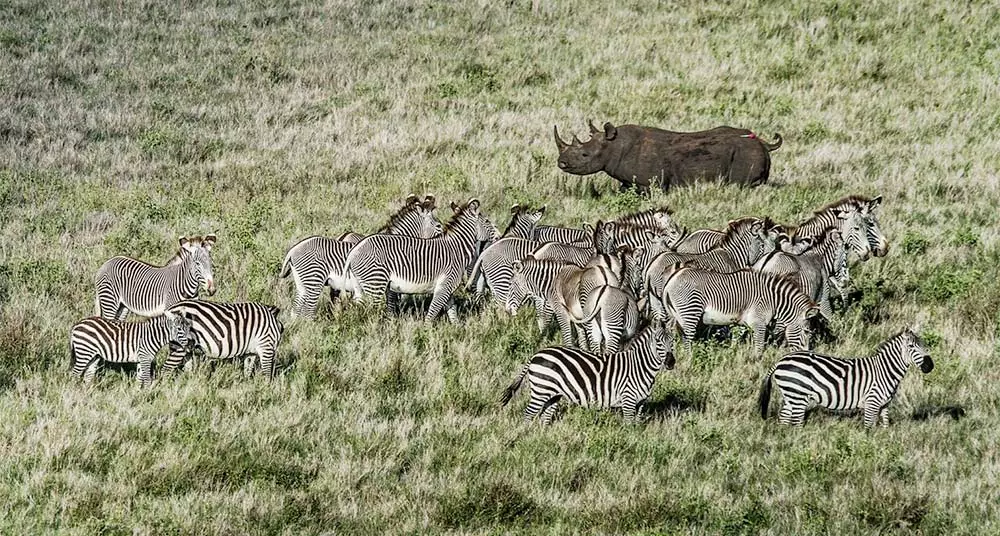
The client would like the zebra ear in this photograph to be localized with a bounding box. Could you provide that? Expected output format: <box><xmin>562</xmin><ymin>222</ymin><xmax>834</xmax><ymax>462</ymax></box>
<box><xmin>450</xmin><ymin>201</ymin><xmax>460</xmax><ymax>212</ymax></box>
<box><xmin>422</xmin><ymin>195</ymin><xmax>436</xmax><ymax>210</ymax></box>
<box><xmin>178</xmin><ymin>236</ymin><xmax>192</xmax><ymax>250</ymax></box>
<box><xmin>869</xmin><ymin>195</ymin><xmax>883</xmax><ymax>212</ymax></box>
<box><xmin>537</xmin><ymin>205</ymin><xmax>547</xmax><ymax>216</ymax></box>
<box><xmin>467</xmin><ymin>199</ymin><xmax>481</xmax><ymax>212</ymax></box>
<box><xmin>203</xmin><ymin>234</ymin><xmax>217</xmax><ymax>250</ymax></box>
<box><xmin>582</xmin><ymin>223</ymin><xmax>594</xmax><ymax>235</ymax></box>
<box><xmin>511</xmin><ymin>260</ymin><xmax>523</xmax><ymax>273</ymax></box>
<box><xmin>405</xmin><ymin>194</ymin><xmax>419</xmax><ymax>205</ymax></box>
<box><xmin>510</xmin><ymin>203</ymin><xmax>521</xmax><ymax>214</ymax></box>
<box><xmin>805</xmin><ymin>305</ymin><xmax>821</xmax><ymax>319</ymax></box>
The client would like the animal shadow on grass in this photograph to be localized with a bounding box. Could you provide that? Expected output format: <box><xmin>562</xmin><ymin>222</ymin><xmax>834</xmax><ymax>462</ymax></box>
<box><xmin>910</xmin><ymin>404</ymin><xmax>966</xmax><ymax>422</ymax></box>
<box><xmin>643</xmin><ymin>389</ymin><xmax>707</xmax><ymax>421</ymax></box>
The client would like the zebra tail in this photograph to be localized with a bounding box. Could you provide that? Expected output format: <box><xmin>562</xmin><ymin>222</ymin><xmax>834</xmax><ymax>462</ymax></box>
<box><xmin>68</xmin><ymin>337</ymin><xmax>75</xmax><ymax>372</ymax></box>
<box><xmin>465</xmin><ymin>255</ymin><xmax>486</xmax><ymax>293</ymax></box>
<box><xmin>279</xmin><ymin>250</ymin><xmax>294</xmax><ymax>279</ymax></box>
<box><xmin>500</xmin><ymin>364</ymin><xmax>529</xmax><ymax>406</ymax></box>
<box><xmin>758</xmin><ymin>370</ymin><xmax>773</xmax><ymax>420</ymax></box>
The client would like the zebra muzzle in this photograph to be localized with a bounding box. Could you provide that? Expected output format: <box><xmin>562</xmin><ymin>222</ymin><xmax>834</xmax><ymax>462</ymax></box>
<box><xmin>920</xmin><ymin>356</ymin><xmax>934</xmax><ymax>373</ymax></box>
<box><xmin>663</xmin><ymin>352</ymin><xmax>676</xmax><ymax>370</ymax></box>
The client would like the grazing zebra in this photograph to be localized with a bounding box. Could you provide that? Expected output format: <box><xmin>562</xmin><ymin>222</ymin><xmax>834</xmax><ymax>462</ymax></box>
<box><xmin>499</xmin><ymin>204</ymin><xmax>547</xmax><ymax>239</ymax></box>
<box><xmin>500</xmin><ymin>324</ymin><xmax>675</xmax><ymax>424</ymax></box>
<box><xmin>94</xmin><ymin>235</ymin><xmax>217</xmax><ymax>321</ymax></box>
<box><xmin>69</xmin><ymin>312</ymin><xmax>192</xmax><ymax>386</ymax></box>
<box><xmin>506</xmin><ymin>256</ymin><xmax>620</xmax><ymax>346</ymax></box>
<box><xmin>759</xmin><ymin>329</ymin><xmax>934</xmax><ymax>427</ymax></box>
<box><xmin>164</xmin><ymin>300</ymin><xmax>285</xmax><ymax>379</ymax></box>
<box><xmin>343</xmin><ymin>199</ymin><xmax>496</xmax><ymax>323</ymax></box>
<box><xmin>280</xmin><ymin>195</ymin><xmax>442</xmax><ymax>318</ymax></box>
<box><xmin>754</xmin><ymin>227</ymin><xmax>850</xmax><ymax>319</ymax></box>
<box><xmin>787</xmin><ymin>195</ymin><xmax>888</xmax><ymax>261</ymax></box>
<box><xmin>649</xmin><ymin>265</ymin><xmax>819</xmax><ymax>355</ymax></box>
<box><xmin>570</xmin><ymin>284</ymin><xmax>640</xmax><ymax>354</ymax></box>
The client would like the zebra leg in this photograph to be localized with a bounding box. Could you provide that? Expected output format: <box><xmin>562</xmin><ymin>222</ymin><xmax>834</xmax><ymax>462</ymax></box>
<box><xmin>752</xmin><ymin>323</ymin><xmax>768</xmax><ymax>355</ymax></box>
<box><xmin>539</xmin><ymin>397</ymin><xmax>562</xmax><ymax>425</ymax></box>
<box><xmin>879</xmin><ymin>406</ymin><xmax>890</xmax><ymax>428</ymax></box>
<box><xmin>622</xmin><ymin>398</ymin><xmax>640</xmax><ymax>423</ymax></box>
<box><xmin>555</xmin><ymin>309</ymin><xmax>575</xmax><ymax>347</ymax></box>
<box><xmin>162</xmin><ymin>342</ymin><xmax>188</xmax><ymax>375</ymax></box>
<box><xmin>259</xmin><ymin>346</ymin><xmax>277</xmax><ymax>380</ymax></box>
<box><xmin>295</xmin><ymin>277</ymin><xmax>325</xmax><ymax>319</ymax></box>
<box><xmin>778</xmin><ymin>400</ymin><xmax>806</xmax><ymax>426</ymax></box>
<box><xmin>445</xmin><ymin>299</ymin><xmax>460</xmax><ymax>324</ymax></box>
<box><xmin>244</xmin><ymin>354</ymin><xmax>258</xmax><ymax>378</ymax></box>
<box><xmin>819</xmin><ymin>282</ymin><xmax>834</xmax><ymax>320</ymax></box>
<box><xmin>137</xmin><ymin>352</ymin><xmax>154</xmax><ymax>387</ymax></box>
<box><xmin>82</xmin><ymin>358</ymin><xmax>101</xmax><ymax>383</ymax></box>
<box><xmin>863</xmin><ymin>399</ymin><xmax>881</xmax><ymax>428</ymax></box>
<box><xmin>523</xmin><ymin>392</ymin><xmax>550</xmax><ymax>421</ymax></box>
<box><xmin>385</xmin><ymin>288</ymin><xmax>401</xmax><ymax>317</ymax></box>
<box><xmin>425</xmin><ymin>280</ymin><xmax>459</xmax><ymax>323</ymax></box>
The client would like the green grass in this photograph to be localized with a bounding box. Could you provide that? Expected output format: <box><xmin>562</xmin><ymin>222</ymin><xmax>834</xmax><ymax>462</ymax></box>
<box><xmin>2</xmin><ymin>0</ymin><xmax>999</xmax><ymax>533</ymax></box>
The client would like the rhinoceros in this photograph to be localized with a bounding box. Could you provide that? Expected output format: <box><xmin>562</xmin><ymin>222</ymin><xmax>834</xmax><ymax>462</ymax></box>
<box><xmin>553</xmin><ymin>120</ymin><xmax>781</xmax><ymax>193</ymax></box>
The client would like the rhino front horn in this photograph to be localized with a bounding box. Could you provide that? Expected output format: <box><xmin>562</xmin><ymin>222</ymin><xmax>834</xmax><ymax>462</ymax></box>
<box><xmin>553</xmin><ymin>125</ymin><xmax>569</xmax><ymax>151</ymax></box>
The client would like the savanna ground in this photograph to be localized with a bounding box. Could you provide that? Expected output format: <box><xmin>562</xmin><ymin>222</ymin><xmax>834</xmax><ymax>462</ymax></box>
<box><xmin>2</xmin><ymin>0</ymin><xmax>999</xmax><ymax>533</ymax></box>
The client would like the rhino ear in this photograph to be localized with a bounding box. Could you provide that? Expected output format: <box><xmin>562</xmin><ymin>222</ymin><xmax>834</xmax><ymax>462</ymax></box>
<box><xmin>603</xmin><ymin>122</ymin><xmax>617</xmax><ymax>141</ymax></box>
<box><xmin>588</xmin><ymin>119</ymin><xmax>599</xmax><ymax>135</ymax></box>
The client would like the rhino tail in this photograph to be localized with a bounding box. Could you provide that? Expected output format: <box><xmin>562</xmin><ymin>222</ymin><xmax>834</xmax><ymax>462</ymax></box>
<box><xmin>760</xmin><ymin>133</ymin><xmax>782</xmax><ymax>152</ymax></box>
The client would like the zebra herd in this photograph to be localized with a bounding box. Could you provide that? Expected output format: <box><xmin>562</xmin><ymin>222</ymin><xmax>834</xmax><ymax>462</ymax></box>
<box><xmin>67</xmin><ymin>193</ymin><xmax>934</xmax><ymax>428</ymax></box>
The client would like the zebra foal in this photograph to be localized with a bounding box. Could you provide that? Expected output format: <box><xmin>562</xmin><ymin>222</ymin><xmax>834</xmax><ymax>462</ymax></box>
<box><xmin>759</xmin><ymin>328</ymin><xmax>934</xmax><ymax>427</ymax></box>
<box><xmin>500</xmin><ymin>324</ymin><xmax>675</xmax><ymax>424</ymax></box>
<box><xmin>69</xmin><ymin>312</ymin><xmax>192</xmax><ymax>386</ymax></box>
<box><xmin>94</xmin><ymin>235</ymin><xmax>217</xmax><ymax>320</ymax></box>
<box><xmin>164</xmin><ymin>300</ymin><xmax>285</xmax><ymax>379</ymax></box>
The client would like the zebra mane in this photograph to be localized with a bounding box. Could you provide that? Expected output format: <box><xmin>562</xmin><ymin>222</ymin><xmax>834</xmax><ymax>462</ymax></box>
<box><xmin>870</xmin><ymin>330</ymin><xmax>911</xmax><ymax>357</ymax></box>
<box><xmin>799</xmin><ymin>195</ymin><xmax>874</xmax><ymax>225</ymax></box>
<box><xmin>500</xmin><ymin>205</ymin><xmax>533</xmax><ymax>237</ymax></box>
<box><xmin>440</xmin><ymin>200</ymin><xmax>479</xmax><ymax>235</ymax></box>
<box><xmin>613</xmin><ymin>206</ymin><xmax>673</xmax><ymax>224</ymax></box>
<box><xmin>378</xmin><ymin>198</ymin><xmax>426</xmax><ymax>233</ymax></box>
<box><xmin>716</xmin><ymin>217</ymin><xmax>772</xmax><ymax>247</ymax></box>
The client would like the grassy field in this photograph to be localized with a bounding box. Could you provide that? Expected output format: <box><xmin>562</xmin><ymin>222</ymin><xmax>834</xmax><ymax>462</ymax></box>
<box><xmin>2</xmin><ymin>0</ymin><xmax>1000</xmax><ymax>533</ymax></box>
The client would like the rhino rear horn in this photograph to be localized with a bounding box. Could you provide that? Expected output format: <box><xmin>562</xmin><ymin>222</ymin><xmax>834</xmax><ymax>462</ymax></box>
<box><xmin>553</xmin><ymin>125</ymin><xmax>568</xmax><ymax>151</ymax></box>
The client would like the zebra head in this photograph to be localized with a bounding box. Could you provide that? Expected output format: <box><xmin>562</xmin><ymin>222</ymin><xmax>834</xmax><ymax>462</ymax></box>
<box><xmin>903</xmin><ymin>329</ymin><xmax>934</xmax><ymax>373</ymax></box>
<box><xmin>505</xmin><ymin>259</ymin><xmax>531</xmax><ymax>315</ymax></box>
<box><xmin>782</xmin><ymin>298</ymin><xmax>820</xmax><ymax>351</ymax></box>
<box><xmin>861</xmin><ymin>195</ymin><xmax>888</xmax><ymax>258</ymax></box>
<box><xmin>620</xmin><ymin>245</ymin><xmax>645</xmax><ymax>299</ymax></box>
<box><xmin>836</xmin><ymin>197</ymin><xmax>887</xmax><ymax>261</ymax></box>
<box><xmin>179</xmin><ymin>235</ymin><xmax>216</xmax><ymax>296</ymax></box>
<box><xmin>501</xmin><ymin>204</ymin><xmax>546</xmax><ymax>239</ymax></box>
<box><xmin>593</xmin><ymin>220</ymin><xmax>617</xmax><ymax>254</ymax></box>
<box><xmin>652</xmin><ymin>323</ymin><xmax>675</xmax><ymax>371</ymax></box>
<box><xmin>162</xmin><ymin>310</ymin><xmax>193</xmax><ymax>349</ymax></box>
<box><xmin>418</xmin><ymin>195</ymin><xmax>443</xmax><ymax>238</ymax></box>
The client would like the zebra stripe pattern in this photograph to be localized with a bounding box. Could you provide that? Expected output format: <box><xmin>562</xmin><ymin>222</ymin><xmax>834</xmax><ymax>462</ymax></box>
<box><xmin>500</xmin><ymin>324</ymin><xmax>674</xmax><ymax>424</ymax></box>
<box><xmin>790</xmin><ymin>195</ymin><xmax>887</xmax><ymax>261</ymax></box>
<box><xmin>499</xmin><ymin>204</ymin><xmax>546</xmax><ymax>239</ymax></box>
<box><xmin>759</xmin><ymin>329</ymin><xmax>933</xmax><ymax>427</ymax></box>
<box><xmin>69</xmin><ymin>313</ymin><xmax>192</xmax><ymax>386</ymax></box>
<box><xmin>164</xmin><ymin>300</ymin><xmax>284</xmax><ymax>379</ymax></box>
<box><xmin>94</xmin><ymin>235</ymin><xmax>217</xmax><ymax>320</ymax></box>
<box><xmin>280</xmin><ymin>195</ymin><xmax>443</xmax><ymax>318</ymax></box>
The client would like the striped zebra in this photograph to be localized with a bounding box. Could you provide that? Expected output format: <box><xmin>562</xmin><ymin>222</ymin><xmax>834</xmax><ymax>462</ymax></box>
<box><xmin>786</xmin><ymin>195</ymin><xmax>888</xmax><ymax>261</ymax></box>
<box><xmin>649</xmin><ymin>265</ymin><xmax>819</xmax><ymax>355</ymax></box>
<box><xmin>94</xmin><ymin>235</ymin><xmax>217</xmax><ymax>321</ymax></box>
<box><xmin>280</xmin><ymin>195</ymin><xmax>442</xmax><ymax>318</ymax></box>
<box><xmin>642</xmin><ymin>218</ymin><xmax>780</xmax><ymax>304</ymax></box>
<box><xmin>343</xmin><ymin>198</ymin><xmax>496</xmax><ymax>322</ymax></box>
<box><xmin>570</xmin><ymin>284</ymin><xmax>640</xmax><ymax>354</ymax></box>
<box><xmin>759</xmin><ymin>328</ymin><xmax>934</xmax><ymax>427</ymax></box>
<box><xmin>69</xmin><ymin>312</ymin><xmax>192</xmax><ymax>386</ymax></box>
<box><xmin>467</xmin><ymin>235</ymin><xmax>596</xmax><ymax>306</ymax></box>
<box><xmin>612</xmin><ymin>206</ymin><xmax>676</xmax><ymax>234</ymax></box>
<box><xmin>753</xmin><ymin>227</ymin><xmax>849</xmax><ymax>319</ymax></box>
<box><xmin>534</xmin><ymin>223</ymin><xmax>591</xmax><ymax>246</ymax></box>
<box><xmin>163</xmin><ymin>300</ymin><xmax>284</xmax><ymax>379</ymax></box>
<box><xmin>499</xmin><ymin>204</ymin><xmax>547</xmax><ymax>239</ymax></box>
<box><xmin>500</xmin><ymin>323</ymin><xmax>674</xmax><ymax>424</ymax></box>
<box><xmin>505</xmin><ymin>256</ymin><xmax>620</xmax><ymax>346</ymax></box>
